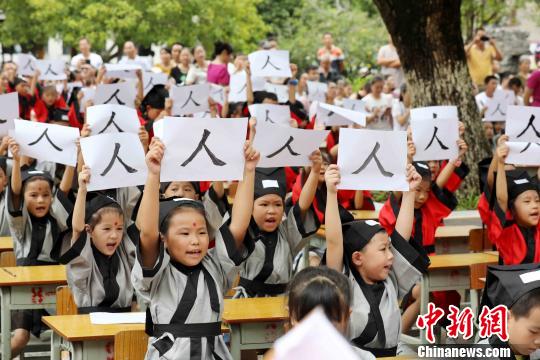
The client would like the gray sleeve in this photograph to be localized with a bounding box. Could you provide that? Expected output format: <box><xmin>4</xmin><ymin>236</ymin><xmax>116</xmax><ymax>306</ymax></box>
<box><xmin>0</xmin><ymin>196</ymin><xmax>11</xmax><ymax>236</ymax></box>
<box><xmin>388</xmin><ymin>231</ymin><xmax>429</xmax><ymax>299</ymax></box>
<box><xmin>59</xmin><ymin>232</ymin><xmax>94</xmax><ymax>293</ymax></box>
<box><xmin>283</xmin><ymin>203</ymin><xmax>321</xmax><ymax>255</ymax></box>
<box><xmin>124</xmin><ymin>222</ymin><xmax>139</xmax><ymax>269</ymax></box>
<box><xmin>5</xmin><ymin>186</ymin><xmax>26</xmax><ymax>247</ymax></box>
<box><xmin>50</xmin><ymin>190</ymin><xmax>73</xmax><ymax>232</ymax></box>
<box><xmin>131</xmin><ymin>238</ymin><xmax>170</xmax><ymax>302</ymax></box>
<box><xmin>118</xmin><ymin>186</ymin><xmax>142</xmax><ymax>223</ymax></box>
<box><xmin>210</xmin><ymin>220</ymin><xmax>255</xmax><ymax>292</ymax></box>
<box><xmin>202</xmin><ymin>186</ymin><xmax>230</xmax><ymax>235</ymax></box>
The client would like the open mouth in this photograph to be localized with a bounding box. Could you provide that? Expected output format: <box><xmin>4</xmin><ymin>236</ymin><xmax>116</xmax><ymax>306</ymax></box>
<box><xmin>106</xmin><ymin>242</ymin><xmax>117</xmax><ymax>251</ymax></box>
<box><xmin>186</xmin><ymin>249</ymin><xmax>202</xmax><ymax>256</ymax></box>
<box><xmin>264</xmin><ymin>218</ymin><xmax>277</xmax><ymax>226</ymax></box>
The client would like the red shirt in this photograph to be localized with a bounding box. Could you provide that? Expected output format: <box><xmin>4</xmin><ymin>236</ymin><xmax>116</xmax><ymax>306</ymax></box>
<box><xmin>33</xmin><ymin>96</ymin><xmax>67</xmax><ymax>123</ymax></box>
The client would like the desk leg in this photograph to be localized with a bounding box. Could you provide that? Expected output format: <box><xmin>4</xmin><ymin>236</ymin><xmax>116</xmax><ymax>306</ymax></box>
<box><xmin>420</xmin><ymin>274</ymin><xmax>430</xmax><ymax>343</ymax></box>
<box><xmin>1</xmin><ymin>287</ymin><xmax>11</xmax><ymax>360</ymax></box>
<box><xmin>50</xmin><ymin>329</ymin><xmax>60</xmax><ymax>360</ymax></box>
<box><xmin>470</xmin><ymin>289</ymin><xmax>479</xmax><ymax>316</ymax></box>
<box><xmin>229</xmin><ymin>324</ymin><xmax>241</xmax><ymax>360</ymax></box>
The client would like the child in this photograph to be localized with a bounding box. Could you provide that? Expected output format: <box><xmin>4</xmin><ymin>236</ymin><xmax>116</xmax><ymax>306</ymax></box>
<box><xmin>0</xmin><ymin>157</ymin><xmax>10</xmax><ymax>236</ymax></box>
<box><xmin>480</xmin><ymin>135</ymin><xmax>539</xmax><ymax>265</ymax></box>
<box><xmin>32</xmin><ymin>84</ymin><xmax>69</xmax><ymax>123</ymax></box>
<box><xmin>232</xmin><ymin>152</ymin><xmax>321</xmax><ymax>298</ymax></box>
<box><xmin>264</xmin><ymin>266</ymin><xmax>376</xmax><ymax>360</ymax></box>
<box><xmin>132</xmin><ymin>136</ymin><xmax>258</xmax><ymax>359</ymax></box>
<box><xmin>6</xmin><ymin>138</ymin><xmax>74</xmax><ymax>357</ymax></box>
<box><xmin>478</xmin><ymin>263</ymin><xmax>540</xmax><ymax>358</ymax></box>
<box><xmin>324</xmin><ymin>163</ymin><xmax>429</xmax><ymax>357</ymax></box>
<box><xmin>57</xmin><ymin>165</ymin><xmax>137</xmax><ymax>313</ymax></box>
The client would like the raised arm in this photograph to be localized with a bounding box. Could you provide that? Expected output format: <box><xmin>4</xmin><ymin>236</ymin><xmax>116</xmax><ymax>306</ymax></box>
<box><xmin>135</xmin><ymin>69</ymin><xmax>144</xmax><ymax>105</ymax></box>
<box><xmin>495</xmin><ymin>135</ymin><xmax>509</xmax><ymax>213</ymax></box>
<box><xmin>138</xmin><ymin>138</ymin><xmax>164</xmax><ymax>268</ymax></box>
<box><xmin>298</xmin><ymin>150</ymin><xmax>321</xmax><ymax>220</ymax></box>
<box><xmin>8</xmin><ymin>138</ymin><xmax>22</xmax><ymax>209</ymax></box>
<box><xmin>435</xmin><ymin>139</ymin><xmax>468</xmax><ymax>189</ymax></box>
<box><xmin>395</xmin><ymin>164</ymin><xmax>421</xmax><ymax>240</ymax></box>
<box><xmin>245</xmin><ymin>63</ymin><xmax>254</xmax><ymax>105</ymax></box>
<box><xmin>58</xmin><ymin>165</ymin><xmax>75</xmax><ymax>194</ymax></box>
<box><xmin>354</xmin><ymin>190</ymin><xmax>365</xmax><ymax>209</ymax></box>
<box><xmin>228</xmin><ymin>120</ymin><xmax>259</xmax><ymax>247</ymax></box>
<box><xmin>72</xmin><ymin>166</ymin><xmax>90</xmax><ymax>242</ymax></box>
<box><xmin>324</xmin><ymin>164</ymin><xmax>344</xmax><ymax>271</ymax></box>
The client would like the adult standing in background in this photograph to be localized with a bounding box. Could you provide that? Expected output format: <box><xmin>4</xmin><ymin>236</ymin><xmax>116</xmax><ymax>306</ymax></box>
<box><xmin>170</xmin><ymin>48</ymin><xmax>192</xmax><ymax>85</ymax></box>
<box><xmin>465</xmin><ymin>28</ymin><xmax>503</xmax><ymax>89</ymax></box>
<box><xmin>207</xmin><ymin>41</ymin><xmax>233</xmax><ymax>86</ymax></box>
<box><xmin>153</xmin><ymin>48</ymin><xmax>173</xmax><ymax>75</ymax></box>
<box><xmin>185</xmin><ymin>45</ymin><xmax>208</xmax><ymax>85</ymax></box>
<box><xmin>119</xmin><ymin>41</ymin><xmax>150</xmax><ymax>71</ymax></box>
<box><xmin>377</xmin><ymin>36</ymin><xmax>404</xmax><ymax>87</ymax></box>
<box><xmin>317</xmin><ymin>33</ymin><xmax>345</xmax><ymax>75</ymax></box>
<box><xmin>524</xmin><ymin>69</ymin><xmax>540</xmax><ymax>106</ymax></box>
<box><xmin>70</xmin><ymin>38</ymin><xmax>103</xmax><ymax>71</ymax></box>
<box><xmin>171</xmin><ymin>42</ymin><xmax>183</xmax><ymax>65</ymax></box>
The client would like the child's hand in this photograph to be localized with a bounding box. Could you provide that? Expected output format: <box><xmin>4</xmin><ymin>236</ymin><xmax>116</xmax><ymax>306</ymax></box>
<box><xmin>325</xmin><ymin>164</ymin><xmax>340</xmax><ymax>194</ymax></box>
<box><xmin>406</xmin><ymin>164</ymin><xmax>422</xmax><ymax>192</ymax></box>
<box><xmin>453</xmin><ymin>139</ymin><xmax>468</xmax><ymax>166</ymax></box>
<box><xmin>81</xmin><ymin>123</ymin><xmax>91</xmax><ymax>138</ymax></box>
<box><xmin>138</xmin><ymin>126</ymin><xmax>149</xmax><ymax>150</ymax></box>
<box><xmin>78</xmin><ymin>165</ymin><xmax>91</xmax><ymax>192</ymax></box>
<box><xmin>8</xmin><ymin>138</ymin><xmax>20</xmax><ymax>162</ymax></box>
<box><xmin>289</xmin><ymin>118</ymin><xmax>298</xmax><ymax>128</ymax></box>
<box><xmin>496</xmin><ymin>135</ymin><xmax>509</xmax><ymax>163</ymax></box>
<box><xmin>310</xmin><ymin>149</ymin><xmax>322</xmax><ymax>172</ymax></box>
<box><xmin>245</xmin><ymin>62</ymin><xmax>251</xmax><ymax>76</ymax></box>
<box><xmin>290</xmin><ymin>63</ymin><xmax>298</xmax><ymax>79</ymax></box>
<box><xmin>244</xmin><ymin>118</ymin><xmax>259</xmax><ymax>171</ymax></box>
<box><xmin>146</xmin><ymin>138</ymin><xmax>164</xmax><ymax>175</ymax></box>
<box><xmin>0</xmin><ymin>136</ymin><xmax>10</xmax><ymax>154</ymax></box>
<box><xmin>136</xmin><ymin>69</ymin><xmax>143</xmax><ymax>81</ymax></box>
<box><xmin>458</xmin><ymin>121</ymin><xmax>465</xmax><ymax>137</ymax></box>
<box><xmin>407</xmin><ymin>139</ymin><xmax>416</xmax><ymax>163</ymax></box>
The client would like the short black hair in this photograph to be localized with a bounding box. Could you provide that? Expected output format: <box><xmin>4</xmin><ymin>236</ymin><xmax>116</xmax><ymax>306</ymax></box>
<box><xmin>511</xmin><ymin>288</ymin><xmax>540</xmax><ymax>320</ymax></box>
<box><xmin>508</xmin><ymin>77</ymin><xmax>522</xmax><ymax>89</ymax></box>
<box><xmin>371</xmin><ymin>75</ymin><xmax>384</xmax><ymax>85</ymax></box>
<box><xmin>160</xmin><ymin>47</ymin><xmax>171</xmax><ymax>55</ymax></box>
<box><xmin>307</xmin><ymin>65</ymin><xmax>319</xmax><ymax>72</ymax></box>
<box><xmin>475</xmin><ymin>27</ymin><xmax>486</xmax><ymax>33</ymax></box>
<box><xmin>213</xmin><ymin>41</ymin><xmax>233</xmax><ymax>59</ymax></box>
<box><xmin>484</xmin><ymin>75</ymin><xmax>498</xmax><ymax>85</ymax></box>
<box><xmin>287</xmin><ymin>266</ymin><xmax>351</xmax><ymax>326</ymax></box>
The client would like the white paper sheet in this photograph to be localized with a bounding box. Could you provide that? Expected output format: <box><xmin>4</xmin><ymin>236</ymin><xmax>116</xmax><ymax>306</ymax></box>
<box><xmin>411</xmin><ymin>117</ymin><xmax>459</xmax><ymax>161</ymax></box>
<box><xmin>506</xmin><ymin>105</ymin><xmax>540</xmax><ymax>143</ymax></box>
<box><xmin>264</xmin><ymin>83</ymin><xmax>289</xmax><ymax>103</ymax></box>
<box><xmin>86</xmin><ymin>104</ymin><xmax>140</xmax><ymax>135</ymax></box>
<box><xmin>505</xmin><ymin>141</ymin><xmax>540</xmax><ymax>166</ymax></box>
<box><xmin>248</xmin><ymin>104</ymin><xmax>291</xmax><ymax>127</ymax></box>
<box><xmin>35</xmin><ymin>59</ymin><xmax>67</xmax><ymax>81</ymax></box>
<box><xmin>89</xmin><ymin>312</ymin><xmax>145</xmax><ymax>325</ymax></box>
<box><xmin>248</xmin><ymin>50</ymin><xmax>292</xmax><ymax>78</ymax></box>
<box><xmin>210</xmin><ymin>84</ymin><xmax>225</xmax><ymax>105</ymax></box>
<box><xmin>0</xmin><ymin>92</ymin><xmax>18</xmax><ymax>136</ymax></box>
<box><xmin>228</xmin><ymin>72</ymin><xmax>248</xmax><ymax>102</ymax></box>
<box><xmin>16</xmin><ymin>54</ymin><xmax>37</xmax><ymax>77</ymax></box>
<box><xmin>14</xmin><ymin>120</ymin><xmax>79</xmax><ymax>166</ymax></box>
<box><xmin>306</xmin><ymin>81</ymin><xmax>328</xmax><ymax>103</ymax></box>
<box><xmin>410</xmin><ymin>105</ymin><xmax>459</xmax><ymax>122</ymax></box>
<box><xmin>342</xmin><ymin>98</ymin><xmax>367</xmax><ymax>113</ymax></box>
<box><xmin>104</xmin><ymin>63</ymin><xmax>142</xmax><ymax>79</ymax></box>
<box><xmin>317</xmin><ymin>102</ymin><xmax>367</xmax><ymax>127</ymax></box>
<box><xmin>94</xmin><ymin>82</ymin><xmax>136</xmax><ymax>109</ymax></box>
<box><xmin>80</xmin><ymin>132</ymin><xmax>147</xmax><ymax>191</ymax></box>
<box><xmin>171</xmin><ymin>83</ymin><xmax>210</xmax><ymax>116</ymax></box>
<box><xmin>80</xmin><ymin>87</ymin><xmax>96</xmax><ymax>113</ymax></box>
<box><xmin>337</xmin><ymin>128</ymin><xmax>408</xmax><ymax>191</ymax></box>
<box><xmin>254</xmin><ymin>122</ymin><xmax>329</xmax><ymax>167</ymax></box>
<box><xmin>483</xmin><ymin>90</ymin><xmax>513</xmax><ymax>122</ymax></box>
<box><xmin>156</xmin><ymin>117</ymin><xmax>248</xmax><ymax>181</ymax></box>
<box><xmin>143</xmin><ymin>71</ymin><xmax>168</xmax><ymax>96</ymax></box>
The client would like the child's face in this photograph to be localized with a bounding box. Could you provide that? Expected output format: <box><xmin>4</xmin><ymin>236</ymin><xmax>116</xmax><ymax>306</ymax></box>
<box><xmin>163</xmin><ymin>209</ymin><xmax>209</xmax><ymax>267</ymax></box>
<box><xmin>513</xmin><ymin>190</ymin><xmax>540</xmax><ymax>227</ymax></box>
<box><xmin>89</xmin><ymin>212</ymin><xmax>124</xmax><ymax>257</ymax></box>
<box><xmin>0</xmin><ymin>168</ymin><xmax>7</xmax><ymax>194</ymax></box>
<box><xmin>42</xmin><ymin>91</ymin><xmax>57</xmax><ymax>106</ymax></box>
<box><xmin>427</xmin><ymin>161</ymin><xmax>440</xmax><ymax>180</ymax></box>
<box><xmin>494</xmin><ymin>121</ymin><xmax>505</xmax><ymax>134</ymax></box>
<box><xmin>15</xmin><ymin>82</ymin><xmax>29</xmax><ymax>95</ymax></box>
<box><xmin>163</xmin><ymin>181</ymin><xmax>198</xmax><ymax>200</ymax></box>
<box><xmin>508</xmin><ymin>307</ymin><xmax>540</xmax><ymax>355</ymax></box>
<box><xmin>354</xmin><ymin>232</ymin><xmax>394</xmax><ymax>283</ymax></box>
<box><xmin>262</xmin><ymin>98</ymin><xmax>278</xmax><ymax>105</ymax></box>
<box><xmin>483</xmin><ymin>122</ymin><xmax>494</xmax><ymax>140</ymax></box>
<box><xmin>253</xmin><ymin>194</ymin><xmax>284</xmax><ymax>233</ymax></box>
<box><xmin>145</xmin><ymin>105</ymin><xmax>162</xmax><ymax>121</ymax></box>
<box><xmin>414</xmin><ymin>179</ymin><xmax>431</xmax><ymax>209</ymax></box>
<box><xmin>318</xmin><ymin>160</ymin><xmax>330</xmax><ymax>184</ymax></box>
<box><xmin>24</xmin><ymin>179</ymin><xmax>52</xmax><ymax>218</ymax></box>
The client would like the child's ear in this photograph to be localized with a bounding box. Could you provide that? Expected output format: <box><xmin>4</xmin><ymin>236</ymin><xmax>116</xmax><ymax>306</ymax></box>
<box><xmin>351</xmin><ymin>251</ymin><xmax>363</xmax><ymax>267</ymax></box>
<box><xmin>84</xmin><ymin>224</ymin><xmax>92</xmax><ymax>234</ymax></box>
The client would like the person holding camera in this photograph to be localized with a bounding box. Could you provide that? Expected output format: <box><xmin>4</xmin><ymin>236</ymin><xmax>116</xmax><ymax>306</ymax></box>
<box><xmin>465</xmin><ymin>27</ymin><xmax>503</xmax><ymax>89</ymax></box>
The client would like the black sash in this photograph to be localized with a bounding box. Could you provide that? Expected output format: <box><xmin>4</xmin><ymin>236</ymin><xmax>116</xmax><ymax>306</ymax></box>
<box><xmin>18</xmin><ymin>214</ymin><xmax>59</xmax><ymax>266</ymax></box>
<box><xmin>78</xmin><ymin>306</ymin><xmax>131</xmax><ymax>314</ymax></box>
<box><xmin>238</xmin><ymin>277</ymin><xmax>287</xmax><ymax>297</ymax></box>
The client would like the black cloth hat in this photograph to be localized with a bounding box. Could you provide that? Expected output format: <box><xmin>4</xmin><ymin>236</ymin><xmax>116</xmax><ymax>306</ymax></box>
<box><xmin>506</xmin><ymin>170</ymin><xmax>538</xmax><ymax>203</ymax></box>
<box><xmin>413</xmin><ymin>161</ymin><xmax>431</xmax><ymax>180</ymax></box>
<box><xmin>482</xmin><ymin>263</ymin><xmax>540</xmax><ymax>309</ymax></box>
<box><xmin>0</xmin><ymin>157</ymin><xmax>7</xmax><ymax>175</ymax></box>
<box><xmin>141</xmin><ymin>85</ymin><xmax>168</xmax><ymax>110</ymax></box>
<box><xmin>254</xmin><ymin>167</ymin><xmax>286</xmax><ymax>200</ymax></box>
<box><xmin>20</xmin><ymin>168</ymin><xmax>53</xmax><ymax>186</ymax></box>
<box><xmin>343</xmin><ymin>219</ymin><xmax>386</xmax><ymax>255</ymax></box>
<box><xmin>160</xmin><ymin>181</ymin><xmax>201</xmax><ymax>197</ymax></box>
<box><xmin>158</xmin><ymin>197</ymin><xmax>205</xmax><ymax>231</ymax></box>
<box><xmin>84</xmin><ymin>195</ymin><xmax>121</xmax><ymax>223</ymax></box>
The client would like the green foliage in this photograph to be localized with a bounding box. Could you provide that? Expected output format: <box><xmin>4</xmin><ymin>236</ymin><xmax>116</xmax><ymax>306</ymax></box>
<box><xmin>0</xmin><ymin>0</ymin><xmax>268</xmax><ymax>58</ymax></box>
<box><xmin>456</xmin><ymin>193</ymin><xmax>480</xmax><ymax>210</ymax></box>
<box><xmin>371</xmin><ymin>191</ymin><xmax>389</xmax><ymax>204</ymax></box>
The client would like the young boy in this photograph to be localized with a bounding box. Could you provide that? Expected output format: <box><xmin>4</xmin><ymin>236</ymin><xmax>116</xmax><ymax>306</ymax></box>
<box><xmin>478</xmin><ymin>263</ymin><xmax>540</xmax><ymax>358</ymax></box>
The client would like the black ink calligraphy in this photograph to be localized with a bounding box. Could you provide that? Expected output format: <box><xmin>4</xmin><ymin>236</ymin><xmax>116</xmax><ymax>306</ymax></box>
<box><xmin>424</xmin><ymin>126</ymin><xmax>449</xmax><ymax>151</ymax></box>
<box><xmin>0</xmin><ymin>119</ymin><xmax>7</xmax><ymax>124</ymax></box>
<box><xmin>144</xmin><ymin>77</ymin><xmax>154</xmax><ymax>90</ymax></box>
<box><xmin>23</xmin><ymin>59</ymin><xmax>34</xmax><ymax>72</ymax></box>
<box><xmin>44</xmin><ymin>64</ymin><xmax>59</xmax><ymax>76</ymax></box>
<box><xmin>490</xmin><ymin>102</ymin><xmax>506</xmax><ymax>116</ymax></box>
<box><xmin>267</xmin><ymin>136</ymin><xmax>300</xmax><ymax>158</ymax></box>
<box><xmin>237</xmin><ymin>83</ymin><xmax>247</xmax><ymax>94</ymax></box>
<box><xmin>180</xmin><ymin>90</ymin><xmax>201</xmax><ymax>108</ymax></box>
<box><xmin>181</xmin><ymin>129</ymin><xmax>226</xmax><ymax>166</ymax></box>
<box><xmin>98</xmin><ymin>111</ymin><xmax>124</xmax><ymax>133</ymax></box>
<box><xmin>264</xmin><ymin>110</ymin><xmax>275</xmax><ymax>123</ymax></box>
<box><xmin>100</xmin><ymin>142</ymin><xmax>137</xmax><ymax>176</ymax></box>
<box><xmin>260</xmin><ymin>55</ymin><xmax>281</xmax><ymax>71</ymax></box>
<box><xmin>517</xmin><ymin>115</ymin><xmax>540</xmax><ymax>139</ymax></box>
<box><xmin>28</xmin><ymin>128</ymin><xmax>63</xmax><ymax>151</ymax></box>
<box><xmin>519</xmin><ymin>142</ymin><xmax>540</xmax><ymax>153</ymax></box>
<box><xmin>352</xmin><ymin>142</ymin><xmax>393</xmax><ymax>177</ymax></box>
<box><xmin>103</xmin><ymin>89</ymin><xmax>125</xmax><ymax>105</ymax></box>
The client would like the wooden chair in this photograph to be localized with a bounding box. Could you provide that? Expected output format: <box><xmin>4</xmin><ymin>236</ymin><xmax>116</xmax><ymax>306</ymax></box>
<box><xmin>0</xmin><ymin>251</ymin><xmax>16</xmax><ymax>267</ymax></box>
<box><xmin>114</xmin><ymin>330</ymin><xmax>148</xmax><ymax>360</ymax></box>
<box><xmin>56</xmin><ymin>286</ymin><xmax>78</xmax><ymax>315</ymax></box>
<box><xmin>468</xmin><ymin>228</ymin><xmax>489</xmax><ymax>252</ymax></box>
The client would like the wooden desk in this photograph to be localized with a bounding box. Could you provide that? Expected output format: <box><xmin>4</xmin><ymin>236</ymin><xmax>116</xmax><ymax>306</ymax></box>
<box><xmin>434</xmin><ymin>225</ymin><xmax>480</xmax><ymax>254</ymax></box>
<box><xmin>0</xmin><ymin>237</ymin><xmax>13</xmax><ymax>253</ymax></box>
<box><xmin>0</xmin><ymin>265</ymin><xmax>67</xmax><ymax>359</ymax></box>
<box><xmin>402</xmin><ymin>252</ymin><xmax>498</xmax><ymax>346</ymax></box>
<box><xmin>223</xmin><ymin>297</ymin><xmax>288</xmax><ymax>359</ymax></box>
<box><xmin>350</xmin><ymin>210</ymin><xmax>379</xmax><ymax>220</ymax></box>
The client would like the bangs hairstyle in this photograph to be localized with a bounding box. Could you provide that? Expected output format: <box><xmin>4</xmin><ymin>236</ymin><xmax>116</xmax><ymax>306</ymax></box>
<box><xmin>87</xmin><ymin>206</ymin><xmax>123</xmax><ymax>229</ymax></box>
<box><xmin>511</xmin><ymin>288</ymin><xmax>540</xmax><ymax>320</ymax></box>
<box><xmin>23</xmin><ymin>176</ymin><xmax>53</xmax><ymax>194</ymax></box>
<box><xmin>42</xmin><ymin>85</ymin><xmax>58</xmax><ymax>96</ymax></box>
<box><xmin>287</xmin><ymin>266</ymin><xmax>351</xmax><ymax>326</ymax></box>
<box><xmin>159</xmin><ymin>203</ymin><xmax>209</xmax><ymax>236</ymax></box>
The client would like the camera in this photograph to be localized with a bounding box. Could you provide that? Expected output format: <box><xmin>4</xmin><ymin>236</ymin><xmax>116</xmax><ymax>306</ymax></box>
<box><xmin>480</xmin><ymin>35</ymin><xmax>490</xmax><ymax>41</ymax></box>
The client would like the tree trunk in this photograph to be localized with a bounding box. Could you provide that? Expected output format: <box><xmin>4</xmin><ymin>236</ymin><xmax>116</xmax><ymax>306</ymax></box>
<box><xmin>373</xmin><ymin>0</ymin><xmax>490</xmax><ymax>196</ymax></box>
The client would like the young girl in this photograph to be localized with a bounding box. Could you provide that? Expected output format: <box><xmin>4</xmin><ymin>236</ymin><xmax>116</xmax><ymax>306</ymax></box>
<box><xmin>6</xmin><ymin>138</ymin><xmax>74</xmax><ymax>357</ymax></box>
<box><xmin>324</xmin><ymin>163</ymin><xmax>429</xmax><ymax>357</ymax></box>
<box><xmin>264</xmin><ymin>266</ymin><xmax>375</xmax><ymax>360</ymax></box>
<box><xmin>233</xmin><ymin>152</ymin><xmax>321</xmax><ymax>298</ymax></box>
<box><xmin>482</xmin><ymin>135</ymin><xmax>540</xmax><ymax>265</ymax></box>
<box><xmin>57</xmin><ymin>165</ymin><xmax>137</xmax><ymax>313</ymax></box>
<box><xmin>0</xmin><ymin>157</ymin><xmax>10</xmax><ymax>236</ymax></box>
<box><xmin>132</xmin><ymin>135</ymin><xmax>258</xmax><ymax>359</ymax></box>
